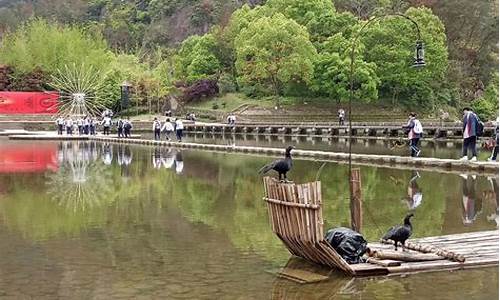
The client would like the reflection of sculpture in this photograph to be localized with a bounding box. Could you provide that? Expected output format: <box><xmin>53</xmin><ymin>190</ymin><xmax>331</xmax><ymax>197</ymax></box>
<box><xmin>46</xmin><ymin>141</ymin><xmax>113</xmax><ymax>213</ymax></box>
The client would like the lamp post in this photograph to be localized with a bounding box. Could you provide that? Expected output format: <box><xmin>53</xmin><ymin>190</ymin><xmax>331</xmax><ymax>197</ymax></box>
<box><xmin>347</xmin><ymin>14</ymin><xmax>425</xmax><ymax>215</ymax></box>
<box><xmin>120</xmin><ymin>80</ymin><xmax>132</xmax><ymax>113</ymax></box>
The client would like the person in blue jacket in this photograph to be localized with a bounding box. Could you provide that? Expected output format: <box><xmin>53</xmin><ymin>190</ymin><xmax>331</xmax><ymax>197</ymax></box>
<box><xmin>461</xmin><ymin>107</ymin><xmax>480</xmax><ymax>161</ymax></box>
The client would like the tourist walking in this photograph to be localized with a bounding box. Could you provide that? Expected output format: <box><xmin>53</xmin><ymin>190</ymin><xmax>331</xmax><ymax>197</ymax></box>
<box><xmin>461</xmin><ymin>107</ymin><xmax>481</xmax><ymax>161</ymax></box>
<box><xmin>56</xmin><ymin>117</ymin><xmax>64</xmax><ymax>135</ymax></box>
<box><xmin>65</xmin><ymin>118</ymin><xmax>74</xmax><ymax>135</ymax></box>
<box><xmin>102</xmin><ymin>116</ymin><xmax>112</xmax><ymax>135</ymax></box>
<box><xmin>117</xmin><ymin>118</ymin><xmax>124</xmax><ymax>138</ymax></box>
<box><xmin>338</xmin><ymin>108</ymin><xmax>345</xmax><ymax>126</ymax></box>
<box><xmin>402</xmin><ymin>112</ymin><xmax>423</xmax><ymax>157</ymax></box>
<box><xmin>175</xmin><ymin>118</ymin><xmax>184</xmax><ymax>142</ymax></box>
<box><xmin>89</xmin><ymin>118</ymin><xmax>96</xmax><ymax>135</ymax></box>
<box><xmin>489</xmin><ymin>117</ymin><xmax>499</xmax><ymax>161</ymax></box>
<box><xmin>161</xmin><ymin>118</ymin><xmax>174</xmax><ymax>140</ymax></box>
<box><xmin>77</xmin><ymin>117</ymin><xmax>83</xmax><ymax>135</ymax></box>
<box><xmin>83</xmin><ymin>116</ymin><xmax>90</xmax><ymax>135</ymax></box>
<box><xmin>123</xmin><ymin>119</ymin><xmax>132</xmax><ymax>138</ymax></box>
<box><xmin>153</xmin><ymin>117</ymin><xmax>162</xmax><ymax>140</ymax></box>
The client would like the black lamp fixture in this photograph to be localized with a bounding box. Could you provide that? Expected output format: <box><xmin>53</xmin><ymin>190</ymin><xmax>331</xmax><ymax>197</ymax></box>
<box><xmin>413</xmin><ymin>40</ymin><xmax>426</xmax><ymax>67</ymax></box>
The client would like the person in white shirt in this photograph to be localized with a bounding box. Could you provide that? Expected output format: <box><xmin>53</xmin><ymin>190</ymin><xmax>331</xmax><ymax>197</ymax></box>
<box><xmin>175</xmin><ymin>118</ymin><xmax>184</xmax><ymax>142</ymax></box>
<box><xmin>56</xmin><ymin>117</ymin><xmax>65</xmax><ymax>135</ymax></box>
<box><xmin>65</xmin><ymin>118</ymin><xmax>74</xmax><ymax>135</ymax></box>
<box><xmin>101</xmin><ymin>116</ymin><xmax>112</xmax><ymax>135</ymax></box>
<box><xmin>76</xmin><ymin>118</ymin><xmax>84</xmax><ymax>135</ymax></box>
<box><xmin>83</xmin><ymin>116</ymin><xmax>90</xmax><ymax>135</ymax></box>
<box><xmin>153</xmin><ymin>118</ymin><xmax>162</xmax><ymax>140</ymax></box>
<box><xmin>161</xmin><ymin>118</ymin><xmax>174</xmax><ymax>141</ymax></box>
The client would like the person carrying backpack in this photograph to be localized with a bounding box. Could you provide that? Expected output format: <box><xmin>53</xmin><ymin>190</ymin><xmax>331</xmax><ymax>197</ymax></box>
<box><xmin>402</xmin><ymin>112</ymin><xmax>422</xmax><ymax>157</ymax></box>
<box><xmin>153</xmin><ymin>117</ymin><xmax>162</xmax><ymax>140</ymax></box>
<box><xmin>117</xmin><ymin>118</ymin><xmax>124</xmax><ymax>138</ymax></box>
<box><xmin>461</xmin><ymin>107</ymin><xmax>482</xmax><ymax>161</ymax></box>
<box><xmin>161</xmin><ymin>118</ymin><xmax>174</xmax><ymax>141</ymax></box>
<box><xmin>123</xmin><ymin>119</ymin><xmax>132</xmax><ymax>138</ymax></box>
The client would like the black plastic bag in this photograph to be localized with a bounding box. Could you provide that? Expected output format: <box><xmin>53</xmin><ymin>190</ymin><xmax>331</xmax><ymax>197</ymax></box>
<box><xmin>324</xmin><ymin>227</ymin><xmax>367</xmax><ymax>264</ymax></box>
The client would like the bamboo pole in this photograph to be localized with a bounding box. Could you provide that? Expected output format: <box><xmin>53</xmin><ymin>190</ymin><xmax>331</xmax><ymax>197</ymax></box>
<box><xmin>381</xmin><ymin>239</ymin><xmax>466</xmax><ymax>262</ymax></box>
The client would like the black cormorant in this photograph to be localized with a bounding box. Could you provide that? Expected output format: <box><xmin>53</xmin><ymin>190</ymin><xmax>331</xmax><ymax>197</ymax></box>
<box><xmin>258</xmin><ymin>146</ymin><xmax>295</xmax><ymax>181</ymax></box>
<box><xmin>382</xmin><ymin>213</ymin><xmax>414</xmax><ymax>251</ymax></box>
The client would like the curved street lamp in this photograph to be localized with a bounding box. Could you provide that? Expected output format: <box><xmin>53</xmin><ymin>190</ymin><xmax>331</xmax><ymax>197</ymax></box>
<box><xmin>347</xmin><ymin>13</ymin><xmax>426</xmax><ymax>221</ymax></box>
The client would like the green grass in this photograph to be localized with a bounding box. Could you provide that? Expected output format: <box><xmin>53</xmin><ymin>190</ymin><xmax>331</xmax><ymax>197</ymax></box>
<box><xmin>187</xmin><ymin>93</ymin><xmax>275</xmax><ymax>112</ymax></box>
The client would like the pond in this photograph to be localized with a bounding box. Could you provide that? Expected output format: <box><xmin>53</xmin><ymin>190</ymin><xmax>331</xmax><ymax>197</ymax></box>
<box><xmin>0</xmin><ymin>139</ymin><xmax>497</xmax><ymax>299</ymax></box>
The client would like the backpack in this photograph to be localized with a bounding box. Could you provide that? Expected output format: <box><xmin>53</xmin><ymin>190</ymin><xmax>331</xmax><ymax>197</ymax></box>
<box><xmin>413</xmin><ymin>119</ymin><xmax>423</xmax><ymax>134</ymax></box>
<box><xmin>476</xmin><ymin>119</ymin><xmax>484</xmax><ymax>137</ymax></box>
<box><xmin>124</xmin><ymin>122</ymin><xmax>132</xmax><ymax>130</ymax></box>
<box><xmin>154</xmin><ymin>121</ymin><xmax>161</xmax><ymax>129</ymax></box>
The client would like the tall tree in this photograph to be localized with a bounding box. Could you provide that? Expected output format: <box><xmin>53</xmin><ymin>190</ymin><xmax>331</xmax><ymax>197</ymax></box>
<box><xmin>311</xmin><ymin>33</ymin><xmax>380</xmax><ymax>102</ymax></box>
<box><xmin>234</xmin><ymin>13</ymin><xmax>317</xmax><ymax>96</ymax></box>
<box><xmin>362</xmin><ymin>6</ymin><xmax>448</xmax><ymax>109</ymax></box>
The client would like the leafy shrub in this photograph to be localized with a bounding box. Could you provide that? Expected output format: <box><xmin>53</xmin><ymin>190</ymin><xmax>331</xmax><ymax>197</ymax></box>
<box><xmin>182</xmin><ymin>79</ymin><xmax>219</xmax><ymax>103</ymax></box>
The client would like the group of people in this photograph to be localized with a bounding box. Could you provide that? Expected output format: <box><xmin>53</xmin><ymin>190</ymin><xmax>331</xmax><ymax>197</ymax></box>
<box><xmin>153</xmin><ymin>117</ymin><xmax>184</xmax><ymax>142</ymax></box>
<box><xmin>56</xmin><ymin>112</ymin><xmax>134</xmax><ymax>138</ymax></box>
<box><xmin>227</xmin><ymin>114</ymin><xmax>236</xmax><ymax>125</ymax></box>
<box><xmin>401</xmin><ymin>108</ymin><xmax>499</xmax><ymax>161</ymax></box>
<box><xmin>56</xmin><ymin>116</ymin><xmax>98</xmax><ymax>136</ymax></box>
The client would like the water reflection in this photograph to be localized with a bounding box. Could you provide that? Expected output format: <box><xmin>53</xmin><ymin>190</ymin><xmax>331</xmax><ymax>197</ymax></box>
<box><xmin>461</xmin><ymin>175</ymin><xmax>482</xmax><ymax>226</ymax></box>
<box><xmin>47</xmin><ymin>141</ymin><xmax>113</xmax><ymax>213</ymax></box>
<box><xmin>152</xmin><ymin>147</ymin><xmax>184</xmax><ymax>174</ymax></box>
<box><xmin>406</xmin><ymin>171</ymin><xmax>423</xmax><ymax>210</ymax></box>
<box><xmin>0</xmin><ymin>140</ymin><xmax>497</xmax><ymax>299</ymax></box>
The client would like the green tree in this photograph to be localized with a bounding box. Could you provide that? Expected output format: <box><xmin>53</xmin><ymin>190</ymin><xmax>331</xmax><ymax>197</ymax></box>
<box><xmin>311</xmin><ymin>33</ymin><xmax>380</xmax><ymax>102</ymax></box>
<box><xmin>175</xmin><ymin>34</ymin><xmax>222</xmax><ymax>83</ymax></box>
<box><xmin>362</xmin><ymin>7</ymin><xmax>448</xmax><ymax>109</ymax></box>
<box><xmin>473</xmin><ymin>72</ymin><xmax>499</xmax><ymax>121</ymax></box>
<box><xmin>0</xmin><ymin>19</ymin><xmax>114</xmax><ymax>76</ymax></box>
<box><xmin>234</xmin><ymin>13</ymin><xmax>317</xmax><ymax>97</ymax></box>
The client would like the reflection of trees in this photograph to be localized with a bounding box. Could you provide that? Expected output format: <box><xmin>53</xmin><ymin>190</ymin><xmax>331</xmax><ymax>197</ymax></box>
<box><xmin>46</xmin><ymin>141</ymin><xmax>114</xmax><ymax>213</ymax></box>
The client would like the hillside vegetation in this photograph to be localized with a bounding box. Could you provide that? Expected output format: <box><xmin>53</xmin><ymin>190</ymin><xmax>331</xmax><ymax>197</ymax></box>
<box><xmin>0</xmin><ymin>0</ymin><xmax>497</xmax><ymax>119</ymax></box>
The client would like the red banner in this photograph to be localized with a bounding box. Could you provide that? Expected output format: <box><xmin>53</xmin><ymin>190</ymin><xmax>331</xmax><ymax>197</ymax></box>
<box><xmin>0</xmin><ymin>143</ymin><xmax>58</xmax><ymax>173</ymax></box>
<box><xmin>0</xmin><ymin>91</ymin><xmax>59</xmax><ymax>114</ymax></box>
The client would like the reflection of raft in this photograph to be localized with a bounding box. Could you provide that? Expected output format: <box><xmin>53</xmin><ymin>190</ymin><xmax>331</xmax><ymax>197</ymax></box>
<box><xmin>263</xmin><ymin>176</ymin><xmax>499</xmax><ymax>277</ymax></box>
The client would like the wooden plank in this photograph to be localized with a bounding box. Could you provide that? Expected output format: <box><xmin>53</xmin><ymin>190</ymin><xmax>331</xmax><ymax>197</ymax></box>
<box><xmin>366</xmin><ymin>258</ymin><xmax>401</xmax><ymax>267</ymax></box>
<box><xmin>350</xmin><ymin>263</ymin><xmax>389</xmax><ymax>276</ymax></box>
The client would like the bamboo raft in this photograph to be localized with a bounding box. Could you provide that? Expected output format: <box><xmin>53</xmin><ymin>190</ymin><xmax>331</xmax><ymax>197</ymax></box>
<box><xmin>262</xmin><ymin>176</ymin><xmax>499</xmax><ymax>277</ymax></box>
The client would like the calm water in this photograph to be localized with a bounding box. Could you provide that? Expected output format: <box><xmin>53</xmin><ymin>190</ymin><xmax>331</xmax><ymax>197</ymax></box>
<box><xmin>142</xmin><ymin>132</ymin><xmax>493</xmax><ymax>160</ymax></box>
<box><xmin>0</xmin><ymin>139</ymin><xmax>497</xmax><ymax>299</ymax></box>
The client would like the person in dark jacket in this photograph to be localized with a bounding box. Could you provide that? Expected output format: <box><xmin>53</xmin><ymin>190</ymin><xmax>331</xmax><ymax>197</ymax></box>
<box><xmin>489</xmin><ymin>117</ymin><xmax>499</xmax><ymax>161</ymax></box>
<box><xmin>153</xmin><ymin>118</ymin><xmax>161</xmax><ymax>140</ymax></box>
<box><xmin>402</xmin><ymin>112</ymin><xmax>422</xmax><ymax>157</ymax></box>
<box><xmin>117</xmin><ymin>118</ymin><xmax>124</xmax><ymax>138</ymax></box>
<box><xmin>461</xmin><ymin>107</ymin><xmax>480</xmax><ymax>161</ymax></box>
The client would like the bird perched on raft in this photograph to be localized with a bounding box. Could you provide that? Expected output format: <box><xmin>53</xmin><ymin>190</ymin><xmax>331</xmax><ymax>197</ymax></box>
<box><xmin>382</xmin><ymin>213</ymin><xmax>414</xmax><ymax>251</ymax></box>
<box><xmin>258</xmin><ymin>146</ymin><xmax>295</xmax><ymax>181</ymax></box>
